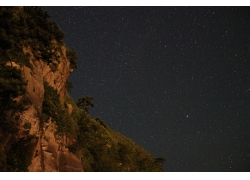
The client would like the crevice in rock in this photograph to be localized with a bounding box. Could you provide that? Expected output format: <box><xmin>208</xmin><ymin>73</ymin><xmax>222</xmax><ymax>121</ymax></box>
<box><xmin>40</xmin><ymin>134</ymin><xmax>45</xmax><ymax>172</ymax></box>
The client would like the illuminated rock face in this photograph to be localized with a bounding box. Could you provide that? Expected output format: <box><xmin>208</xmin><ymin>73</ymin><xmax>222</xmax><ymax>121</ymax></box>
<box><xmin>2</xmin><ymin>43</ymin><xmax>83</xmax><ymax>172</ymax></box>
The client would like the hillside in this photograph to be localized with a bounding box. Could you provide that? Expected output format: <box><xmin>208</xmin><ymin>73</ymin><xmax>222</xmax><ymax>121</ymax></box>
<box><xmin>0</xmin><ymin>7</ymin><xmax>164</xmax><ymax>172</ymax></box>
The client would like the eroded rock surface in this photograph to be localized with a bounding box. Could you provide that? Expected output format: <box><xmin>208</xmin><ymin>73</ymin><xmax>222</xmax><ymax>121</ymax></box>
<box><xmin>2</xmin><ymin>44</ymin><xmax>83</xmax><ymax>172</ymax></box>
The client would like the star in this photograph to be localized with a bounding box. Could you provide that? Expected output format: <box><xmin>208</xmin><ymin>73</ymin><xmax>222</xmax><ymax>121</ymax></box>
<box><xmin>42</xmin><ymin>6</ymin><xmax>250</xmax><ymax>172</ymax></box>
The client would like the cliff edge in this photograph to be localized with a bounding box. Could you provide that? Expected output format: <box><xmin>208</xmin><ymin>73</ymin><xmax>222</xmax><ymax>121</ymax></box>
<box><xmin>0</xmin><ymin>7</ymin><xmax>82</xmax><ymax>171</ymax></box>
<box><xmin>0</xmin><ymin>7</ymin><xmax>164</xmax><ymax>172</ymax></box>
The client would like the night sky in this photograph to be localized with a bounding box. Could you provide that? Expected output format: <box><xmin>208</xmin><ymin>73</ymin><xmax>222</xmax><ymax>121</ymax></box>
<box><xmin>41</xmin><ymin>6</ymin><xmax>250</xmax><ymax>172</ymax></box>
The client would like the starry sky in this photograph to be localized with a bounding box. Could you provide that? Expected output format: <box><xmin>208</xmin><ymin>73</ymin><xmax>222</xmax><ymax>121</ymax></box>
<box><xmin>41</xmin><ymin>6</ymin><xmax>250</xmax><ymax>172</ymax></box>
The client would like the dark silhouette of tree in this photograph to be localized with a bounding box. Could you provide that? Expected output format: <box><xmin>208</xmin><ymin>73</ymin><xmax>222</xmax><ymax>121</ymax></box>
<box><xmin>95</xmin><ymin>117</ymin><xmax>108</xmax><ymax>128</ymax></box>
<box><xmin>66</xmin><ymin>48</ymin><xmax>78</xmax><ymax>69</ymax></box>
<box><xmin>155</xmin><ymin>157</ymin><xmax>166</xmax><ymax>165</ymax></box>
<box><xmin>76</xmin><ymin>96</ymin><xmax>94</xmax><ymax>112</ymax></box>
<box><xmin>65</xmin><ymin>80</ymin><xmax>73</xmax><ymax>92</ymax></box>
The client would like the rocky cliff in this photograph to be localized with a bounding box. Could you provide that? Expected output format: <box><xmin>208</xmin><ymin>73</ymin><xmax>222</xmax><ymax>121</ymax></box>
<box><xmin>0</xmin><ymin>7</ymin><xmax>165</xmax><ymax>172</ymax></box>
<box><xmin>1</xmin><ymin>39</ymin><xmax>82</xmax><ymax>172</ymax></box>
<box><xmin>0</xmin><ymin>7</ymin><xmax>82</xmax><ymax>171</ymax></box>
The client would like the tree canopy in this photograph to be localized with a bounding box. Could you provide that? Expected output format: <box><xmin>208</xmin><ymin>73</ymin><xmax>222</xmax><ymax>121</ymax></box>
<box><xmin>76</xmin><ymin>96</ymin><xmax>94</xmax><ymax>112</ymax></box>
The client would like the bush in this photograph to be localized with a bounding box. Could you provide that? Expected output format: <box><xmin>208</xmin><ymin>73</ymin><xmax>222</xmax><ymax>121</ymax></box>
<box><xmin>42</xmin><ymin>82</ymin><xmax>78</xmax><ymax>137</ymax></box>
<box><xmin>70</xmin><ymin>110</ymin><xmax>164</xmax><ymax>172</ymax></box>
<box><xmin>65</xmin><ymin>80</ymin><xmax>74</xmax><ymax>92</ymax></box>
<box><xmin>95</xmin><ymin>117</ymin><xmax>108</xmax><ymax>128</ymax></box>
<box><xmin>0</xmin><ymin>65</ymin><xmax>27</xmax><ymax>132</ymax></box>
<box><xmin>6</xmin><ymin>136</ymin><xmax>37</xmax><ymax>172</ymax></box>
<box><xmin>0</xmin><ymin>7</ymin><xmax>67</xmax><ymax>69</ymax></box>
<box><xmin>66</xmin><ymin>48</ymin><xmax>78</xmax><ymax>69</ymax></box>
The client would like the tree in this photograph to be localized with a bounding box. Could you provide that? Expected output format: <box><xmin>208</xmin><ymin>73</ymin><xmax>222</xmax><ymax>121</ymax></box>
<box><xmin>155</xmin><ymin>157</ymin><xmax>166</xmax><ymax>165</ymax></box>
<box><xmin>95</xmin><ymin>117</ymin><xmax>108</xmax><ymax>128</ymax></box>
<box><xmin>66</xmin><ymin>48</ymin><xmax>78</xmax><ymax>69</ymax></box>
<box><xmin>76</xmin><ymin>96</ymin><xmax>94</xmax><ymax>112</ymax></box>
<box><xmin>65</xmin><ymin>80</ymin><xmax>73</xmax><ymax>92</ymax></box>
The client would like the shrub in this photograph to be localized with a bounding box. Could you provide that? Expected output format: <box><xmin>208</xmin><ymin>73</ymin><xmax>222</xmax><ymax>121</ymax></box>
<box><xmin>66</xmin><ymin>48</ymin><xmax>78</xmax><ymax>69</ymax></box>
<box><xmin>70</xmin><ymin>109</ymin><xmax>165</xmax><ymax>172</ymax></box>
<box><xmin>6</xmin><ymin>136</ymin><xmax>37</xmax><ymax>172</ymax></box>
<box><xmin>0</xmin><ymin>7</ymin><xmax>67</xmax><ymax>69</ymax></box>
<box><xmin>42</xmin><ymin>82</ymin><xmax>78</xmax><ymax>137</ymax></box>
<box><xmin>0</xmin><ymin>65</ymin><xmax>27</xmax><ymax>132</ymax></box>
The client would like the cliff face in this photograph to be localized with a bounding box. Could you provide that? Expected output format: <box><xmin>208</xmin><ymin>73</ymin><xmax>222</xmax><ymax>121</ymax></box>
<box><xmin>0</xmin><ymin>7</ymin><xmax>165</xmax><ymax>172</ymax></box>
<box><xmin>2</xmin><ymin>43</ymin><xmax>83</xmax><ymax>172</ymax></box>
<box><xmin>22</xmin><ymin>43</ymin><xmax>70</xmax><ymax>114</ymax></box>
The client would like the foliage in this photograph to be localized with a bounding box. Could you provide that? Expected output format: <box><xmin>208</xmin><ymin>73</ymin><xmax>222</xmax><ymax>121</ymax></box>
<box><xmin>67</xmin><ymin>108</ymin><xmax>164</xmax><ymax>172</ymax></box>
<box><xmin>0</xmin><ymin>66</ymin><xmax>26</xmax><ymax>107</ymax></box>
<box><xmin>0</xmin><ymin>7</ymin><xmax>164</xmax><ymax>172</ymax></box>
<box><xmin>65</xmin><ymin>94</ymin><xmax>82</xmax><ymax>120</ymax></box>
<box><xmin>65</xmin><ymin>80</ymin><xmax>74</xmax><ymax>92</ymax></box>
<box><xmin>0</xmin><ymin>7</ymin><xmax>76</xmax><ymax>70</ymax></box>
<box><xmin>64</xmin><ymin>94</ymin><xmax>164</xmax><ymax>171</ymax></box>
<box><xmin>155</xmin><ymin>157</ymin><xmax>166</xmax><ymax>165</ymax></box>
<box><xmin>95</xmin><ymin>117</ymin><xmax>108</xmax><ymax>128</ymax></box>
<box><xmin>0</xmin><ymin>6</ymin><xmax>77</xmax><ymax>130</ymax></box>
<box><xmin>42</xmin><ymin>82</ymin><xmax>78</xmax><ymax>137</ymax></box>
<box><xmin>0</xmin><ymin>7</ymin><xmax>31</xmax><ymax>68</ymax></box>
<box><xmin>0</xmin><ymin>65</ymin><xmax>27</xmax><ymax>131</ymax></box>
<box><xmin>6</xmin><ymin>146</ymin><xmax>29</xmax><ymax>171</ymax></box>
<box><xmin>6</xmin><ymin>137</ymin><xmax>36</xmax><ymax>172</ymax></box>
<box><xmin>76</xmin><ymin>96</ymin><xmax>94</xmax><ymax>112</ymax></box>
<box><xmin>66</xmin><ymin>48</ymin><xmax>78</xmax><ymax>69</ymax></box>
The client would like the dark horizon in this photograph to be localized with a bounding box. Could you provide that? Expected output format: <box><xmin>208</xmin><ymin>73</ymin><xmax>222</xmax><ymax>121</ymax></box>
<box><xmin>42</xmin><ymin>6</ymin><xmax>250</xmax><ymax>171</ymax></box>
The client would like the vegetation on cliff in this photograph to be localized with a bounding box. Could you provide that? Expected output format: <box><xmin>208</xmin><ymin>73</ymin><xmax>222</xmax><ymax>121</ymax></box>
<box><xmin>0</xmin><ymin>7</ymin><xmax>165</xmax><ymax>172</ymax></box>
<box><xmin>0</xmin><ymin>6</ymin><xmax>77</xmax><ymax>171</ymax></box>
<box><xmin>65</xmin><ymin>94</ymin><xmax>165</xmax><ymax>171</ymax></box>
<box><xmin>42</xmin><ymin>81</ymin><xmax>79</xmax><ymax>137</ymax></box>
<box><xmin>0</xmin><ymin>65</ymin><xmax>27</xmax><ymax>130</ymax></box>
<box><xmin>0</xmin><ymin>6</ymin><xmax>77</xmax><ymax>131</ymax></box>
